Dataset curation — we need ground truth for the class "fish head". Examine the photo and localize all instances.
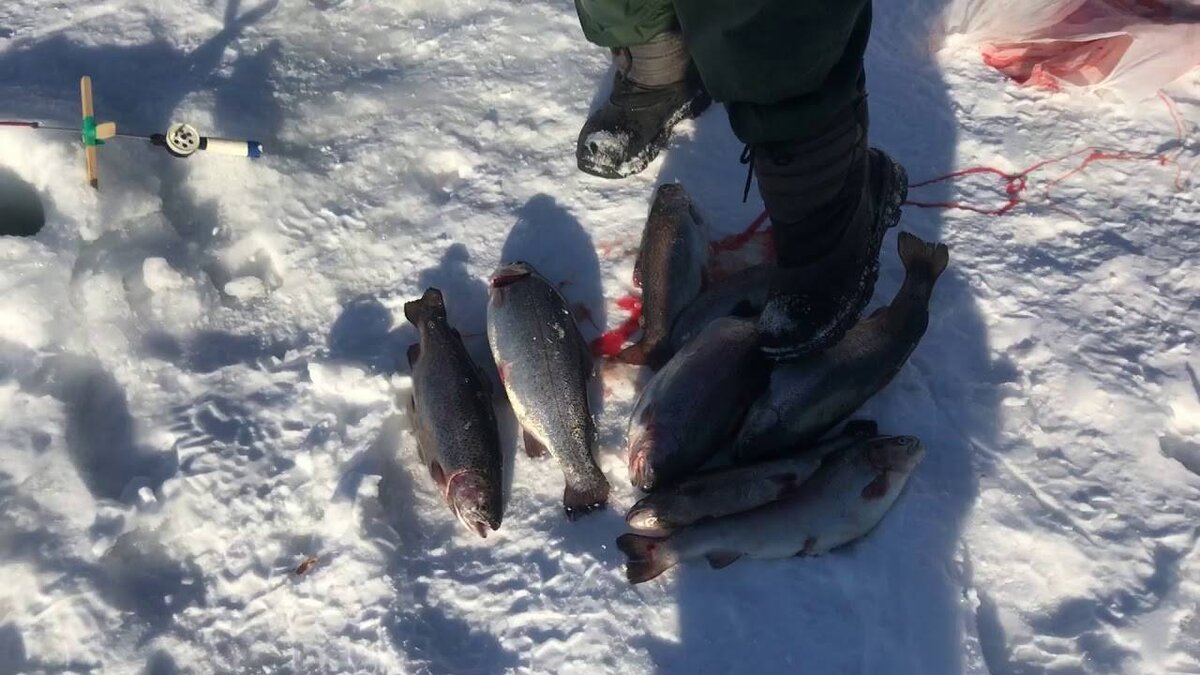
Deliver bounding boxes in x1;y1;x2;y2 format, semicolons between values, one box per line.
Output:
627;431;659;492
863;435;926;474
490;262;535;290
625;499;670;532
447;471;501;538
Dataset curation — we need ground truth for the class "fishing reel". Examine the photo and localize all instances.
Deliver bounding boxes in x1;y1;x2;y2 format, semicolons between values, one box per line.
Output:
153;122;263;159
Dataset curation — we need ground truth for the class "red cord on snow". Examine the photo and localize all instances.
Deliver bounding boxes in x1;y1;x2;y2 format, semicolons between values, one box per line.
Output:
591;94;1189;359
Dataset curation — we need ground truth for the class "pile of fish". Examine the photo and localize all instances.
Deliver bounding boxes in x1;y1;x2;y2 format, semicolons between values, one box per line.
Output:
404;262;609;535
614;183;949;583
399;181;949;585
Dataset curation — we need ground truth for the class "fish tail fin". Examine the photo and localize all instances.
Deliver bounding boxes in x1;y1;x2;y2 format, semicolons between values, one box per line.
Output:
563;475;610;521
617;533;677;584
403;288;446;325
897;232;950;284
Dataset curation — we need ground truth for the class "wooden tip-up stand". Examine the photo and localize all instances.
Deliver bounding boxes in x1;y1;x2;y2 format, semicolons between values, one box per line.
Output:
79;76;117;190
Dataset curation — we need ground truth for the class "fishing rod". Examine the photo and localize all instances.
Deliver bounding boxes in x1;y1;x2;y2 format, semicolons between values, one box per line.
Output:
0;76;263;189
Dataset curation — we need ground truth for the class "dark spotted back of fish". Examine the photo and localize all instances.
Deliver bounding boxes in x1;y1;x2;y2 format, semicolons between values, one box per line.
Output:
619;183;709;369
627;316;770;491
486;262;610;519
734;232;950;462
668;264;771;354
404;288;503;537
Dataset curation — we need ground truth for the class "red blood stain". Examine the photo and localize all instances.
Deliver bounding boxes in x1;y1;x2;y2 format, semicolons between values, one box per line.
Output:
590;295;643;359
709;210;771;255
497;361;508;385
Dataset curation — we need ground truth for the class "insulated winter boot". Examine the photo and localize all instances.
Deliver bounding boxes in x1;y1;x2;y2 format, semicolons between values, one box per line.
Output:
576;32;711;179
753;101;908;360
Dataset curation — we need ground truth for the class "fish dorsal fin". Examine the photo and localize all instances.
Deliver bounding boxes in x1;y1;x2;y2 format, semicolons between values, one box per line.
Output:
705;551;742;570
406;343;421;367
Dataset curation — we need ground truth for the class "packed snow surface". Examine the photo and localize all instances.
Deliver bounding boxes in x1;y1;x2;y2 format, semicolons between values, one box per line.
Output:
0;1;1197;673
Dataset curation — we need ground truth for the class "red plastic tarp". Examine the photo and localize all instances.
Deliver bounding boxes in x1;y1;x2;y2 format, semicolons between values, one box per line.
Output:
944;0;1200;100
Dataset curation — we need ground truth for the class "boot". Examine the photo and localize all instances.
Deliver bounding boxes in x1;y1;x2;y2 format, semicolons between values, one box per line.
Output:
576;32;711;179
753;100;908;360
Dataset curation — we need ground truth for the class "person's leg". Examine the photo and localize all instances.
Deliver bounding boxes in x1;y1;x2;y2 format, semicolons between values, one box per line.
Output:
574;0;711;178
672;0;907;359
575;0;676;48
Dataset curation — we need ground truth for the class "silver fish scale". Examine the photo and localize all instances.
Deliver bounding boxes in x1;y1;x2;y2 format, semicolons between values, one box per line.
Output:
409;318;502;494
670;437;925;561
629;316;767;487
636;185;708;356
487;271;607;498
669;265;772;353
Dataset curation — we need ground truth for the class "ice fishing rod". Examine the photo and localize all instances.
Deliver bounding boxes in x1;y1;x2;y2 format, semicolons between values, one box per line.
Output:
0;76;263;190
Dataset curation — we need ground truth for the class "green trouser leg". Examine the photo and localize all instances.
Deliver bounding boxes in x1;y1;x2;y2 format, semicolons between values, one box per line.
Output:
574;0;678;48
573;1;871;143
671;1;872;145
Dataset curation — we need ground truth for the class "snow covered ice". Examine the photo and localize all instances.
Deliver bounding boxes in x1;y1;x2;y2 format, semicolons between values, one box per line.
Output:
0;0;1198;673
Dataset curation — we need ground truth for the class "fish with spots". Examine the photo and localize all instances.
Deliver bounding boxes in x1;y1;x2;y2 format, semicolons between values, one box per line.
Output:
402;288;504;538
617;435;925;583
627;316;769;491
625;421;878;532
734;232;949;463
487;261;610;519
667;263;771;354
618;183;709;369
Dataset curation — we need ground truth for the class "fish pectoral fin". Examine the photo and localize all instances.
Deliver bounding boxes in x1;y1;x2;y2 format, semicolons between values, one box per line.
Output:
842;419;879;439
523;431;550;459
704;551;743;570
406;343;421;367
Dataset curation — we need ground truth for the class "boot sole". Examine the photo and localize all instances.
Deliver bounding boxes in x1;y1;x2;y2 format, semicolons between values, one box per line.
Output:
577;92;712;179
760;149;909;360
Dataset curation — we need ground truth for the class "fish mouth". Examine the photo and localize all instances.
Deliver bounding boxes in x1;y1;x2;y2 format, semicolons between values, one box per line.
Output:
490;262;533;288
447;471;500;538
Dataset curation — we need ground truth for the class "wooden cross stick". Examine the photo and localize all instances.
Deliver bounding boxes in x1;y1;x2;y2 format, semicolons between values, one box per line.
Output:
79;76;117;190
